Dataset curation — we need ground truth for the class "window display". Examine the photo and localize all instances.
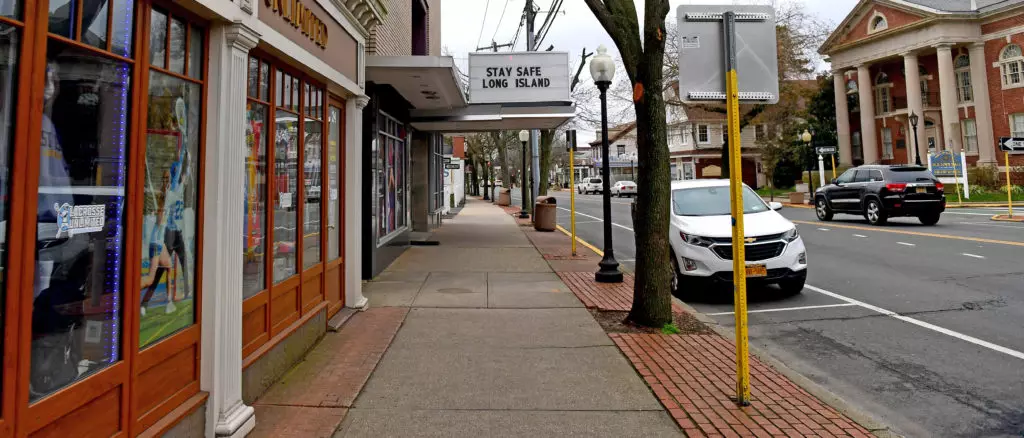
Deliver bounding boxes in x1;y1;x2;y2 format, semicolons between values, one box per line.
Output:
273;70;299;282
326;106;340;260
376;112;406;241
138;15;203;348
31;43;131;401
244;57;270;298
0;21;19;392
303;99;322;269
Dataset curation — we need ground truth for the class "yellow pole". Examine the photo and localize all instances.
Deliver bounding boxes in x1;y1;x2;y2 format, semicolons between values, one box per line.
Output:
830;154;837;181
724;12;750;405
569;150;577;256
1007;151;1014;218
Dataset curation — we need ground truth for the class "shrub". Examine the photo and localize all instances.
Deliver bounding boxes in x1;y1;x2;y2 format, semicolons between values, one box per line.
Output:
772;158;803;189
968;165;1000;191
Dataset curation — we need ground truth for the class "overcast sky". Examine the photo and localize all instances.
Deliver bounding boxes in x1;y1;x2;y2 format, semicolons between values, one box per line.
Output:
441;0;859;144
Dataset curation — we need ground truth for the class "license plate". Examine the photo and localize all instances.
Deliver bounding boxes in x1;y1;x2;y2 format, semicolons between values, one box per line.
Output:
745;264;767;278
916;187;927;193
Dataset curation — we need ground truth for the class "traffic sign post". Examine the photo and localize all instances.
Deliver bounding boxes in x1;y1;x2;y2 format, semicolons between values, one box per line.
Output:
678;4;778;406
815;146;838;182
999;137;1024;217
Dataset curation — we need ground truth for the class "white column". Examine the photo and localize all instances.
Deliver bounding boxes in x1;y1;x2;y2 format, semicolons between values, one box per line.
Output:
969;42;997;165
936;43;963;153
833;71;853;166
857;64;879;164
902;52;927;165
345;95;370;309
200;22;259;438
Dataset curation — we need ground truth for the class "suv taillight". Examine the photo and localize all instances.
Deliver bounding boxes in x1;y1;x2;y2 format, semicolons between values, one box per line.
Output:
935;182;944;191
885;183;907;192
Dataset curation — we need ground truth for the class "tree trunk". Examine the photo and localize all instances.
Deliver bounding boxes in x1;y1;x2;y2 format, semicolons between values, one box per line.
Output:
539;129;554;195
469;155;479;196
494;131;512;189
628;34;673;328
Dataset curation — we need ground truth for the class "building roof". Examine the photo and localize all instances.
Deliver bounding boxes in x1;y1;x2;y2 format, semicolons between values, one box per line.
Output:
902;0;1020;13
589;121;637;146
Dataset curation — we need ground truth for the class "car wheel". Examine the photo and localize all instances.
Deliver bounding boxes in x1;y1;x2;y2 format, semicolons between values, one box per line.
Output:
919;213;941;226
778;276;805;295
577;188;582;194
670;254;682;295
815;197;833;221
865;199;887;225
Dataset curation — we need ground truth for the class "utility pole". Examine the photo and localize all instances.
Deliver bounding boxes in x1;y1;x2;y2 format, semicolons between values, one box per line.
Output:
525;0;540;209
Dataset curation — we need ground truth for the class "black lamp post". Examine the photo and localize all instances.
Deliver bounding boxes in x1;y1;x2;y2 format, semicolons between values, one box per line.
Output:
483;160;490;201
909;111;922;166
518;130;530;218
801;129;813;199
590;45;622;283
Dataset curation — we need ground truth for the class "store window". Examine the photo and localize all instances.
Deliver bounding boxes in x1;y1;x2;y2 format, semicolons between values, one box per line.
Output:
327;106;341;260
0;0;20;397
273;69;299;282
31;0;135;398
244;57;270;298
377;112;406;241
303;84;322;269
139;9;203;348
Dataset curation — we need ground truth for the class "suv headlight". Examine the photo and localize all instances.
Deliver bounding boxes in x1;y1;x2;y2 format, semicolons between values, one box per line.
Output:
680;232;715;247
783;227;800;242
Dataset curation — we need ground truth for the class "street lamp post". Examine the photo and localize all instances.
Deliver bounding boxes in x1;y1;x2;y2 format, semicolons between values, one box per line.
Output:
590;45;622;283
518;130;530;218
909;111;922;166
801;129;813;200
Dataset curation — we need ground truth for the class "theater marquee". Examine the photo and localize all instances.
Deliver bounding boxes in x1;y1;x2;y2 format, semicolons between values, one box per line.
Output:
468;52;570;104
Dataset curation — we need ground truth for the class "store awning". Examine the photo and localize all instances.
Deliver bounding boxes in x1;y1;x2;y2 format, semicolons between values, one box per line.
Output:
409;103;575;132
365;55;467;110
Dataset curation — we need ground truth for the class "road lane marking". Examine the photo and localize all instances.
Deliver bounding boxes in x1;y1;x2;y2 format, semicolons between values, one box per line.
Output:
706;303;857;316
943;211;1002;216
557;207;634;231
897;242;916;247
957;221;1024;229
555;225;605;256
805;284;1024;361
792;220;1024;247
853;234;868;238
961;253;986;259
817;228;830;231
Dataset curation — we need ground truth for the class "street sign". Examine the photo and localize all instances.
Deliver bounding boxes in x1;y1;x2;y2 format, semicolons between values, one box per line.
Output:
443;157;452;164
468;52;571;104
445;163;460;170
999;137;1024;152
676;5;779;104
815;146;837;155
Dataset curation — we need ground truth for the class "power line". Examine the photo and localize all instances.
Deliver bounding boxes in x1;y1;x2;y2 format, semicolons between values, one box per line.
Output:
490;0;512;44
475;0;492;49
535;0;563;48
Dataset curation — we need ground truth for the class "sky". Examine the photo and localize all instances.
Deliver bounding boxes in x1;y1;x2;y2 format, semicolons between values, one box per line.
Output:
441;0;860;144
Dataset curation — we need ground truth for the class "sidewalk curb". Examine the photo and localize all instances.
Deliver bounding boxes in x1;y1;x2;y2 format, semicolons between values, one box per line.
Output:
671;297;902;438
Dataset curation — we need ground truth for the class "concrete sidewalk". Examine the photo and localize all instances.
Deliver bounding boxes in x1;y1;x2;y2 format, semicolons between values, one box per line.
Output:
337;198;681;436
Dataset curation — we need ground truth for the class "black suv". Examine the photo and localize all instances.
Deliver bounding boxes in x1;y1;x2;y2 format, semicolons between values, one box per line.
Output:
814;165;946;226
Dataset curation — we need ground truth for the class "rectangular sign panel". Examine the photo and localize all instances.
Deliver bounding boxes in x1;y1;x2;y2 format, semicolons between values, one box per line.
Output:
445;163;461;170
815;146;837;155
676;4;779;104
469;52;571;104
999;137;1024;153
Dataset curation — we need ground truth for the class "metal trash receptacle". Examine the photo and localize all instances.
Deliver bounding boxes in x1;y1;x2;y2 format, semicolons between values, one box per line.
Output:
534;196;557;231
497;188;511;206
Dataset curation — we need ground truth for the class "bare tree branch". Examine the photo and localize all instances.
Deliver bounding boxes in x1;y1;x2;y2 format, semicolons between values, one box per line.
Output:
570;48;594;92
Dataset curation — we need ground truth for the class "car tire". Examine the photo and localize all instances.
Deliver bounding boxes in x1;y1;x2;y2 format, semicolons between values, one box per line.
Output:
815;197;833;221
865;199;887;226
670;254;683;296
919;213;941;226
778;276;805;295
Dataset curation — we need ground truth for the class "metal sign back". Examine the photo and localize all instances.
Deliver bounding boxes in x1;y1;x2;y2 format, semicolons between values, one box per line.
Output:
676;5;779;104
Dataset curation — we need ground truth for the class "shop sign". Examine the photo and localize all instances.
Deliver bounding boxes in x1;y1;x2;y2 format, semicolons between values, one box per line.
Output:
54;203;105;238
265;0;328;48
468;52;570;104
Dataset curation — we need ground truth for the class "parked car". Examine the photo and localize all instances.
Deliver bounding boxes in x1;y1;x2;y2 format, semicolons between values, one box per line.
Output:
814;165;945;226
611;180;637;197
669;180;807;296
577;177;603;194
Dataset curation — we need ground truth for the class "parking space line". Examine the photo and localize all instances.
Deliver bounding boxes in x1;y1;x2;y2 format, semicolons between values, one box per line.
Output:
817;227;830;231
853;234;868;238
897;242;916;247
706;303;857;316
961;253;986;259
792;220;1024;247
557;207;634;231
805;284;1024;361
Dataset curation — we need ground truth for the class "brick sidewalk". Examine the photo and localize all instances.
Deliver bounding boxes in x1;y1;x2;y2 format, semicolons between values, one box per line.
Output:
558;271;686;314
612;334;873;438
249;307;408;438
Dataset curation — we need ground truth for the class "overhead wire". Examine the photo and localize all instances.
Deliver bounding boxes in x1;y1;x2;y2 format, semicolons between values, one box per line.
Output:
535;0;563;48
490;0;512;45
475;0;493;49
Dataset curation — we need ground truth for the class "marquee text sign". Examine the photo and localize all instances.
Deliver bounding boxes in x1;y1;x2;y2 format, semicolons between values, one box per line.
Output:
468;52;570;104
266;0;328;49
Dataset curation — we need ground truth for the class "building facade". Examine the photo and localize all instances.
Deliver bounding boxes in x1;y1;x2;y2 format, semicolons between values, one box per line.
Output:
0;0;384;435
821;0;1024;181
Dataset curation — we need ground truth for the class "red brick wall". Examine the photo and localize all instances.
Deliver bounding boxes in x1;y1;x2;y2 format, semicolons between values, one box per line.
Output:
840;4;923;45
984;33;1024;162
982;14;1024;35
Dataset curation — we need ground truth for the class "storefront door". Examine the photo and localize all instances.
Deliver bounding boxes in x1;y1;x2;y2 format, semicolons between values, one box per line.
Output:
324;98;345;316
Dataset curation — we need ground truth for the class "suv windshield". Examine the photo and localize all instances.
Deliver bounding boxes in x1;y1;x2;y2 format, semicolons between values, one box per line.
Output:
888;168;936;183
672;185;769;216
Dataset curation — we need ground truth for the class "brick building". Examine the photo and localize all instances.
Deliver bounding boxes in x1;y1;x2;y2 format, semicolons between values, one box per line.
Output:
820;0;1024;182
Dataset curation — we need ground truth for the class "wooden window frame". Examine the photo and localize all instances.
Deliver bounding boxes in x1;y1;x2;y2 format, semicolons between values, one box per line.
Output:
241;50;329;368
324;97;346;318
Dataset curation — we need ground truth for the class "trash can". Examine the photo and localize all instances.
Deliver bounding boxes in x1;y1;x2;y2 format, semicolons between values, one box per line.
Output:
534;196;557;231
497;188;511;206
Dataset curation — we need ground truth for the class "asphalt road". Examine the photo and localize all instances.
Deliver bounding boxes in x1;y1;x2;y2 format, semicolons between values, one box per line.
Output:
512;188;1024;437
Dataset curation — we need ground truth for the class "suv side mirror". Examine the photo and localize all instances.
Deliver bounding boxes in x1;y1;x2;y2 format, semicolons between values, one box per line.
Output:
831;178;839;186
769;201;783;211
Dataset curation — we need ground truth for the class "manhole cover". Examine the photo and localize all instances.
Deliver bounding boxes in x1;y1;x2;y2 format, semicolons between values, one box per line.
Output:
437;288;474;294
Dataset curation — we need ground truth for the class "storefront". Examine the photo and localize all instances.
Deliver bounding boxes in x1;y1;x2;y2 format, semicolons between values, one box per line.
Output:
0;0;373;434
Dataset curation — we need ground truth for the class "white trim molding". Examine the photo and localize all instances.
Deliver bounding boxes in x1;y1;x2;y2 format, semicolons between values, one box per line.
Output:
867;10;889;34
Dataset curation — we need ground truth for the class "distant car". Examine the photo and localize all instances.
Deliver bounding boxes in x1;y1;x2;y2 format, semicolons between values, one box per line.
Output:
611;180;636;197
814;165;945;226
669;179;807;296
577;177;603;194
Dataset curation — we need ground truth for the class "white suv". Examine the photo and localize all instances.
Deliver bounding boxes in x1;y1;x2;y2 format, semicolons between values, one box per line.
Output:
668;179;807;295
577;177;603;194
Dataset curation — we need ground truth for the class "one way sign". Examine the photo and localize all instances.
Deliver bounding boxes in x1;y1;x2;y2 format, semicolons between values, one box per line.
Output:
999;137;1024;152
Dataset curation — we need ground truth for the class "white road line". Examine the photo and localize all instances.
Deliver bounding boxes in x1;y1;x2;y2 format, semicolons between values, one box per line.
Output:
556;207;634;231
957;221;1024;229
805;284;1024;361
897;242;916;247
961;253;986;259
571;220;603;224
853;234;868;238
817;228;831;231
944;211;1002;216
706;303;857;316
